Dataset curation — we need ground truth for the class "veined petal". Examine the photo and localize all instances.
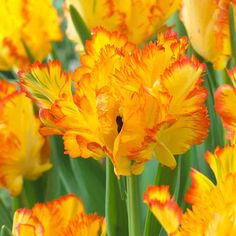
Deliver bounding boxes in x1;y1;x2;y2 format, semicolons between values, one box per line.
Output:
215;80;236;140
19;60;72;109
144;185;182;235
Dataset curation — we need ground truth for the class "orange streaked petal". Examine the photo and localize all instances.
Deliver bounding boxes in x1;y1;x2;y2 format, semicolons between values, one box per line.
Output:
12;209;43;236
32;194;85;236
157;107;209;155
63;213;105;236
144;185;182;235
185;169;215;205
181;174;236;235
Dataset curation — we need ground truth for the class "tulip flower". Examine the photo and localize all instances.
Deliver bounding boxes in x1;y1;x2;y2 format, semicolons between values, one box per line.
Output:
0;0;62;70
181;0;235;70
19;28;209;176
0;80;51;196
144;145;236;235
65;0;181;46
12;194;106;236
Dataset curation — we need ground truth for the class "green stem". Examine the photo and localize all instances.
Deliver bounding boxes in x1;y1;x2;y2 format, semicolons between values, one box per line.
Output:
143;164;162;236
127;175;141;236
105;158;128;236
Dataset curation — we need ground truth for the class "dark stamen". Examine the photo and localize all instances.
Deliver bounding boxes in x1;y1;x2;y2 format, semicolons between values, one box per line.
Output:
116;115;123;133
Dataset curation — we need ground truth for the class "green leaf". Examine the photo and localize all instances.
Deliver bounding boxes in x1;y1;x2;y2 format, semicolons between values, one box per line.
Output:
0;200;12;229
105;159;128;236
70;157;106;215
49;136;80;195
69;5;91;47
0;226;12;236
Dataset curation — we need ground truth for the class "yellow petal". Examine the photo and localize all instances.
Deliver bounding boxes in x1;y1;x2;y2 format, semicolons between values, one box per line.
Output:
32;194;85;236
181;0;231;69
144;185;182;235
0;81;51;196
63;213;105;236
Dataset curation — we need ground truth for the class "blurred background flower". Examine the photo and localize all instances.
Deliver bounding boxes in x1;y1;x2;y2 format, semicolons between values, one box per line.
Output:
0;0;62;71
181;0;235;70
12;194;105;236
0;80;51;196
64;0;181;49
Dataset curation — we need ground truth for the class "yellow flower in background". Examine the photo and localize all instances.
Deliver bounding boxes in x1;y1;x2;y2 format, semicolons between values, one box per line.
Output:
215;67;236;140
181;0;235;70
144;145;236;235
19;28;209;176
12;194;106;236
0;0;62;71
0;80;51;196
64;0;181;47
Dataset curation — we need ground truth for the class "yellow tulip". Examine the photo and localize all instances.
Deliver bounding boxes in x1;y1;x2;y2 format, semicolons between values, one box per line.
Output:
65;0;181;46
19;28;209;176
12;194;106;236
0;0;62;70
144;145;236;235
0;80;51;196
181;0;235;69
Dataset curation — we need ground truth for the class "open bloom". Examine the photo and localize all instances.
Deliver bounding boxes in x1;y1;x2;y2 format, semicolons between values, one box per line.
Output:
181;0;235;70
144;144;236;235
12;194;106;236
65;0;181;46
19;28;209;176
0;0;62;70
0;80;51;196
215;67;236;141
